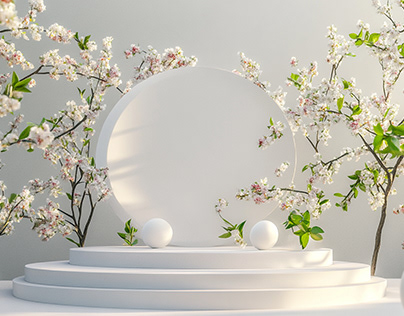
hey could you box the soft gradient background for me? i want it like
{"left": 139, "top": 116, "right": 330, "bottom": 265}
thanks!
{"left": 1, "top": 0, "right": 404, "bottom": 279}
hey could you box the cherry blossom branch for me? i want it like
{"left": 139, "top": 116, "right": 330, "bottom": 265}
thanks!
{"left": 306, "top": 136, "right": 319, "bottom": 153}
{"left": 358, "top": 133, "right": 390, "bottom": 180}
{"left": 20, "top": 65, "right": 45, "bottom": 81}
{"left": 54, "top": 116, "right": 87, "bottom": 140}
{"left": 279, "top": 187, "right": 309, "bottom": 195}
{"left": 81, "top": 191, "right": 96, "bottom": 247}
{"left": 322, "top": 151, "right": 351, "bottom": 168}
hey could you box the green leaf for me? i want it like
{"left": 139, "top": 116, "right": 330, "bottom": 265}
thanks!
{"left": 219, "top": 232, "right": 232, "bottom": 239}
{"left": 290, "top": 214, "right": 302, "bottom": 225}
{"left": 82, "top": 139, "right": 90, "bottom": 147}
{"left": 237, "top": 220, "right": 246, "bottom": 234}
{"left": 125, "top": 219, "right": 131, "bottom": 234}
{"left": 391, "top": 124, "right": 404, "bottom": 136}
{"left": 66, "top": 192, "right": 72, "bottom": 200}
{"left": 310, "top": 233, "right": 323, "bottom": 241}
{"left": 124, "top": 239, "right": 132, "bottom": 246}
{"left": 311, "top": 226, "right": 324, "bottom": 234}
{"left": 300, "top": 233, "right": 310, "bottom": 249}
{"left": 373, "top": 135, "right": 384, "bottom": 152}
{"left": 349, "top": 33, "right": 358, "bottom": 39}
{"left": 359, "top": 182, "right": 366, "bottom": 192}
{"left": 342, "top": 203, "right": 348, "bottom": 211}
{"left": 11, "top": 72, "right": 18, "bottom": 85}
{"left": 8, "top": 193, "right": 17, "bottom": 204}
{"left": 117, "top": 232, "right": 127, "bottom": 240}
{"left": 386, "top": 136, "right": 401, "bottom": 153}
{"left": 77, "top": 39, "right": 86, "bottom": 50}
{"left": 131, "top": 239, "right": 138, "bottom": 246}
{"left": 302, "top": 165, "right": 309, "bottom": 172}
{"left": 14, "top": 77, "right": 32, "bottom": 88}
{"left": 14, "top": 86, "right": 31, "bottom": 93}
{"left": 348, "top": 174, "right": 358, "bottom": 180}
{"left": 364, "top": 31, "right": 370, "bottom": 41}
{"left": 90, "top": 157, "right": 95, "bottom": 167}
{"left": 353, "top": 187, "right": 358, "bottom": 198}
{"left": 369, "top": 33, "right": 380, "bottom": 44}
{"left": 352, "top": 105, "right": 362, "bottom": 115}
{"left": 373, "top": 170, "right": 379, "bottom": 184}
{"left": 290, "top": 73, "right": 300, "bottom": 81}
{"left": 300, "top": 222, "right": 309, "bottom": 232}
{"left": 319, "top": 199, "right": 329, "bottom": 205}
{"left": 77, "top": 88, "right": 86, "bottom": 97}
{"left": 284, "top": 222, "right": 294, "bottom": 230}
{"left": 84, "top": 127, "right": 93, "bottom": 132}
{"left": 293, "top": 229, "right": 304, "bottom": 236}
{"left": 373, "top": 123, "right": 384, "bottom": 136}
{"left": 19, "top": 126, "right": 32, "bottom": 140}
{"left": 337, "top": 97, "right": 344, "bottom": 111}
{"left": 303, "top": 210, "right": 310, "bottom": 223}
{"left": 355, "top": 39, "right": 363, "bottom": 46}
{"left": 27, "top": 147, "right": 34, "bottom": 152}
{"left": 334, "top": 193, "right": 344, "bottom": 197}
{"left": 220, "top": 216, "right": 233, "bottom": 227}
{"left": 66, "top": 237, "right": 81, "bottom": 247}
{"left": 342, "top": 79, "right": 350, "bottom": 89}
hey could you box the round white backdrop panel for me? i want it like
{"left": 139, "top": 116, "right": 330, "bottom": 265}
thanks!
{"left": 96, "top": 67, "right": 296, "bottom": 246}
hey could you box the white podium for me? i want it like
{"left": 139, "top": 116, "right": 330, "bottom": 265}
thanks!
{"left": 12, "top": 246, "right": 388, "bottom": 311}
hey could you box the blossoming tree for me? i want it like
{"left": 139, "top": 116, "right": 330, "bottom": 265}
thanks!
{"left": 0, "top": 0, "right": 196, "bottom": 246}
{"left": 219, "top": 0, "right": 404, "bottom": 275}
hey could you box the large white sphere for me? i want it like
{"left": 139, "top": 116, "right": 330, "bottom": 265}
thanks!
{"left": 250, "top": 220, "right": 279, "bottom": 250}
{"left": 142, "top": 218, "right": 173, "bottom": 248}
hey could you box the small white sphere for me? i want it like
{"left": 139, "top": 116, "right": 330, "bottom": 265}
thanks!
{"left": 142, "top": 218, "right": 173, "bottom": 248}
{"left": 250, "top": 220, "right": 279, "bottom": 250}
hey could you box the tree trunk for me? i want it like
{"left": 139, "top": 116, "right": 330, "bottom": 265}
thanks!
{"left": 370, "top": 196, "right": 388, "bottom": 276}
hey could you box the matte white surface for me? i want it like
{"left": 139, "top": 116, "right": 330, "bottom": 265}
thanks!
{"left": 23, "top": 260, "right": 372, "bottom": 289}
{"left": 249, "top": 220, "right": 279, "bottom": 250}
{"left": 12, "top": 246, "right": 386, "bottom": 310}
{"left": 12, "top": 276, "right": 387, "bottom": 310}
{"left": 2, "top": 280, "right": 403, "bottom": 316}
{"left": 69, "top": 246, "right": 333, "bottom": 269}
{"left": 96, "top": 67, "right": 296, "bottom": 246}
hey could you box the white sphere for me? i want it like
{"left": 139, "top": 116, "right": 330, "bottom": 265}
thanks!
{"left": 142, "top": 218, "right": 173, "bottom": 248}
{"left": 249, "top": 220, "right": 279, "bottom": 250}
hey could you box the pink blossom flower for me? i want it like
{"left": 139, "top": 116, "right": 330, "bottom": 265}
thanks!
{"left": 46, "top": 23, "right": 73, "bottom": 43}
{"left": 29, "top": 123, "right": 54, "bottom": 149}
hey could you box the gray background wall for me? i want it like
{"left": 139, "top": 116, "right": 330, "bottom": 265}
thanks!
{"left": 1, "top": 0, "right": 404, "bottom": 279}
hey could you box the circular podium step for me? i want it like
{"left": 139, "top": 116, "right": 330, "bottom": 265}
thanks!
{"left": 69, "top": 246, "right": 333, "bottom": 269}
{"left": 12, "top": 246, "right": 387, "bottom": 311}
{"left": 13, "top": 276, "right": 387, "bottom": 310}
{"left": 24, "top": 260, "right": 371, "bottom": 290}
